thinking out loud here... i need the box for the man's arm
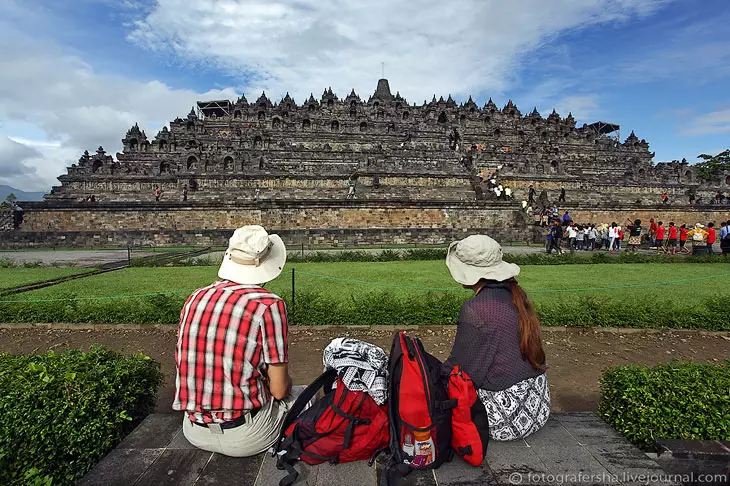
[267,363,293,400]
[261,300,292,400]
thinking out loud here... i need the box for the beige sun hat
[446,234,520,286]
[218,225,287,285]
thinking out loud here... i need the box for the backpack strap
[275,369,338,486]
[275,368,338,454]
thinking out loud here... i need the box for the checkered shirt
[172,280,288,424]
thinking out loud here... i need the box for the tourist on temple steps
[662,192,669,204]
[528,185,536,204]
[558,187,566,203]
[153,185,162,202]
[173,225,301,457]
[182,185,188,202]
[562,210,571,226]
[443,235,550,441]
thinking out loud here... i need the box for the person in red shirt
[707,222,717,255]
[649,218,658,247]
[667,222,678,255]
[655,221,666,252]
[679,224,690,254]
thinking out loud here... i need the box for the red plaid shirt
[172,280,289,423]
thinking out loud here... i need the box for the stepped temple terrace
[1,79,729,247]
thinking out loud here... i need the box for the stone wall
[3,199,727,249]
[501,178,721,206]
[2,200,538,248]
[0,210,14,232]
[56,174,476,202]
[0,226,532,249]
[14,201,525,233]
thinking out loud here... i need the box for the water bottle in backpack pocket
[379,332,455,485]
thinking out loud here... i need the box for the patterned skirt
[477,374,550,441]
[628,235,642,246]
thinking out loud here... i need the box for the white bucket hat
[446,235,520,285]
[218,225,287,285]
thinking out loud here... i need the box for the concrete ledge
[80,412,683,486]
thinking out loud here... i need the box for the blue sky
[0,0,728,191]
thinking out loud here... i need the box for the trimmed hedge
[598,362,730,451]
[0,347,163,485]
[1,291,729,330]
[145,249,730,267]
[287,250,730,265]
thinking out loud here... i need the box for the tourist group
[541,211,729,256]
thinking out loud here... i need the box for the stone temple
[1,79,728,247]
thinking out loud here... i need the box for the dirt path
[1,326,727,413]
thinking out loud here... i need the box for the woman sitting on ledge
[443,235,550,441]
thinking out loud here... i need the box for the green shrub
[598,362,730,451]
[283,250,730,266]
[0,346,163,485]
[1,291,729,329]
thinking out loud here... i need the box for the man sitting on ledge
[173,225,295,457]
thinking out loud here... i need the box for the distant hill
[0,185,46,203]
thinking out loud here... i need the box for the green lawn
[0,268,92,291]
[9,262,730,305]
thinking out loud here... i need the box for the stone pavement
[80,412,679,486]
[0,249,155,267]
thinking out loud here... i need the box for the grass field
[6,262,730,305]
[0,268,92,291]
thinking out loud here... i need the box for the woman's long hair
[504,278,546,371]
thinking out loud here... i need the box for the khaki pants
[182,386,307,457]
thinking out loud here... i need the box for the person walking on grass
[687,223,709,255]
[679,224,690,255]
[444,235,550,441]
[588,224,597,251]
[626,219,642,252]
[564,222,577,254]
[655,222,666,253]
[720,221,730,256]
[648,218,658,248]
[173,225,303,457]
[706,223,717,255]
[547,220,563,254]
[575,224,585,251]
[608,223,619,253]
[667,222,678,255]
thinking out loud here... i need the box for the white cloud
[0,135,41,179]
[554,95,600,121]
[0,33,238,191]
[128,0,670,102]
[680,109,730,137]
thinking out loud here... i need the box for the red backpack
[274,369,389,486]
[380,332,454,484]
[447,365,489,466]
